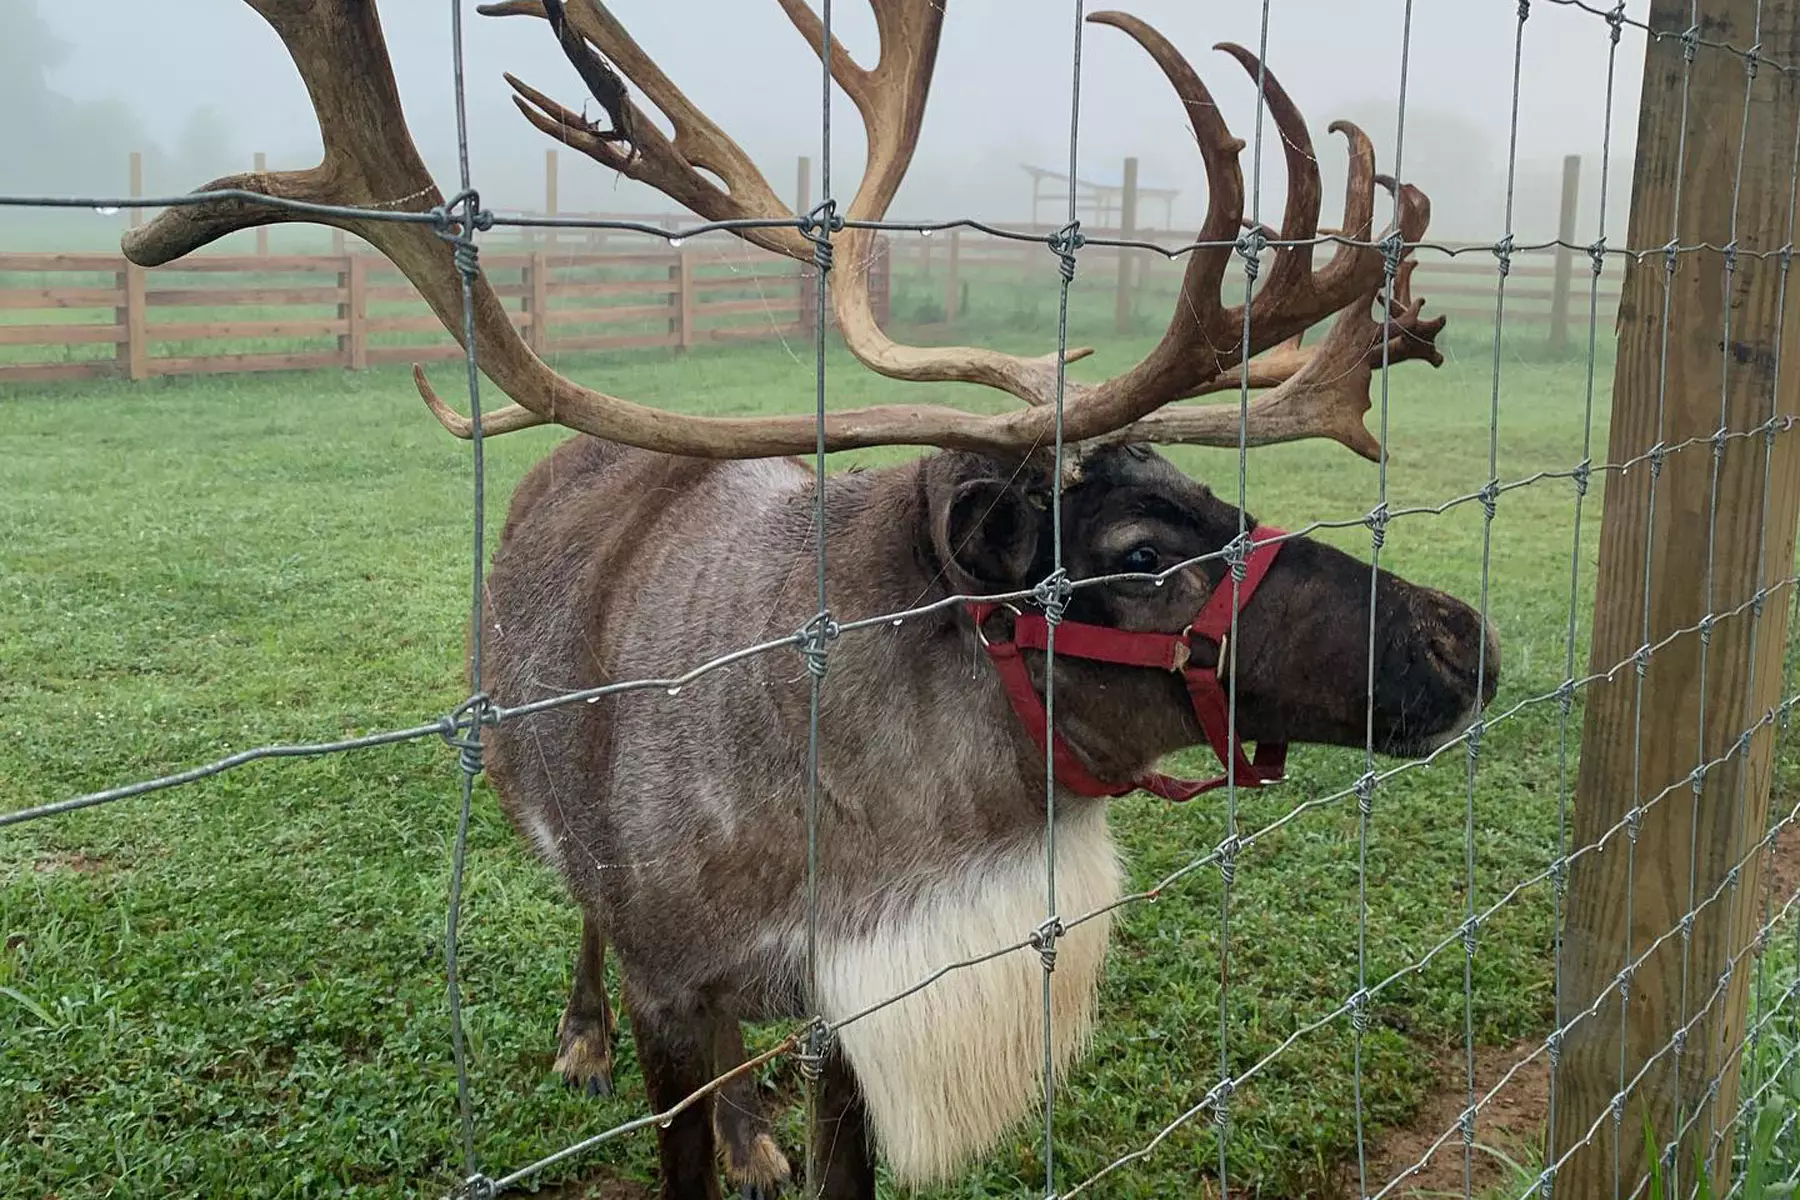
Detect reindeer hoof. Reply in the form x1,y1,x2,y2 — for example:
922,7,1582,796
722,1133,791,1200
553,1011,615,1098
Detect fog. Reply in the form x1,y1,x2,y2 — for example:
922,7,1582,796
3,0,1655,244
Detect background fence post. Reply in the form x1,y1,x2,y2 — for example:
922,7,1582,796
253,153,269,256
128,151,143,231
670,245,694,351
342,253,367,370
527,251,549,355
545,149,559,255
1114,155,1138,333
117,260,148,382
1547,2,1800,1194
1550,154,1582,355
944,227,961,326
795,155,811,218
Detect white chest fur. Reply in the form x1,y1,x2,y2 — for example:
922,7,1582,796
814,807,1123,1185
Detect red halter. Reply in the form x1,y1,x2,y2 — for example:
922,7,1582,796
966,526,1288,801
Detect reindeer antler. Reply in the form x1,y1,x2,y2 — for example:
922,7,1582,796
125,0,1444,463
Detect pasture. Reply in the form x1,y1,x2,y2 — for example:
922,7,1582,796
3,286,1798,1198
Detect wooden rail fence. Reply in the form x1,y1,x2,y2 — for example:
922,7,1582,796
0,245,835,387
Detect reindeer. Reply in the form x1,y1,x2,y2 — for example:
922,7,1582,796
126,3,1500,1197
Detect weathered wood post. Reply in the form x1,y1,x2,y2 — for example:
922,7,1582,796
254,152,269,255
1549,154,1581,354
1548,2,1800,1194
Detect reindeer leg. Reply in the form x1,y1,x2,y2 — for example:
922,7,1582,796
627,979,725,1200
553,910,616,1097
810,1043,875,1200
710,1019,793,1200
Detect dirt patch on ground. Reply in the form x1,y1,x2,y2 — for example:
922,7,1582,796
531,1170,654,1200
1351,818,1800,1199
31,851,108,875
1352,1037,1550,1199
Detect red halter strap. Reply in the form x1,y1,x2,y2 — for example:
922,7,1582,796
967,526,1288,801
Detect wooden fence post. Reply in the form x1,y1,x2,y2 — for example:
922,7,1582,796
669,246,694,350
128,151,144,230
526,251,550,354
1114,156,1139,333
1547,3,1800,1195
331,228,346,256
116,261,148,381
1550,154,1582,354
944,228,961,326
340,254,368,370
253,153,269,255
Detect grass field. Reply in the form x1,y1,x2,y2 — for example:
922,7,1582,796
3,281,1798,1200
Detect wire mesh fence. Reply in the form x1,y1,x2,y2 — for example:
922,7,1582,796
3,1,1800,1198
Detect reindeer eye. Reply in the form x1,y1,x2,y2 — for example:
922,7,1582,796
1123,543,1161,573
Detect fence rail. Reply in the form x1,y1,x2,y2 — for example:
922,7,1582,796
0,244,831,386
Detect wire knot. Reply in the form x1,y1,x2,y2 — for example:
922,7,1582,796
801,201,842,272
1679,913,1696,945
1492,235,1515,279
1698,615,1715,647
1378,230,1406,280
1206,1077,1234,1127
1465,719,1485,764
1555,677,1577,717
1460,1105,1478,1145
451,1174,497,1200
1724,864,1741,894
1364,502,1389,551
1032,570,1073,627
1478,479,1499,522
1681,23,1699,63
1571,459,1591,499
1617,964,1634,1001
1461,915,1480,957
441,693,494,777
1216,834,1242,887
1648,440,1666,479
1031,916,1065,973
796,1019,833,1081
1354,771,1376,818
1746,44,1762,79
798,612,840,679
1722,240,1740,275
1538,1168,1557,1198
1224,531,1253,583
1624,806,1643,844
1234,227,1268,282
1048,222,1084,284
1671,1027,1687,1058
1587,238,1608,276
1781,243,1795,271
1606,1,1626,43
1633,643,1652,678
1545,1030,1564,1070
1610,1091,1627,1123
1548,855,1568,897
1348,988,1371,1032
1516,0,1530,21
1663,240,1681,277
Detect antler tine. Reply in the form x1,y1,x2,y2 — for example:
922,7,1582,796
1213,42,1321,302
1087,10,1244,403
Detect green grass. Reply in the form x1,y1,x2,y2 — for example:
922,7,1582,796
1,303,1797,1200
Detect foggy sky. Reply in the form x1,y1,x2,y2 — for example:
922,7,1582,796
23,1,1652,241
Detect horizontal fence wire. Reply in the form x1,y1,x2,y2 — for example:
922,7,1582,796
6,2,1800,1199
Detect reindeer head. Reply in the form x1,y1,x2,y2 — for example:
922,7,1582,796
925,446,1495,791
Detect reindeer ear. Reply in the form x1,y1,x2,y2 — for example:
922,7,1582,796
935,478,1043,591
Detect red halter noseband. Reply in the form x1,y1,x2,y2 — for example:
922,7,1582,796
966,526,1288,801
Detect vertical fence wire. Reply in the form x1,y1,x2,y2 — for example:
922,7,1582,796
802,0,836,1194
1620,5,1703,1193
1041,2,1088,1196
445,0,488,1184
1677,3,1766,1183
1217,3,1279,1192
1461,4,1533,1194
1547,8,1627,1196
1720,51,1800,1177
1354,3,1419,1195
